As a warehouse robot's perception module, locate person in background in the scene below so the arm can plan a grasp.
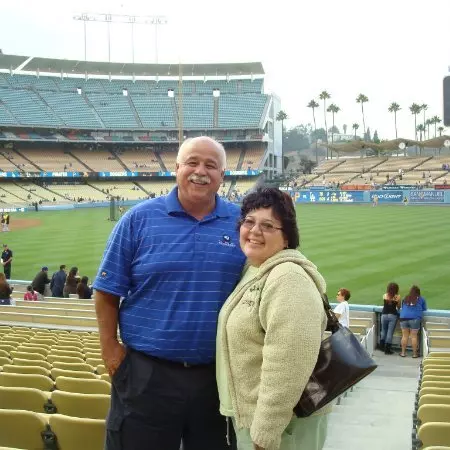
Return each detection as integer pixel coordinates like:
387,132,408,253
333,288,351,328
217,187,329,450
399,285,427,358
380,282,401,354
93,137,245,450
24,285,38,301
1,244,12,279
0,272,12,305
77,275,93,299
50,264,67,297
63,266,79,297
31,266,51,301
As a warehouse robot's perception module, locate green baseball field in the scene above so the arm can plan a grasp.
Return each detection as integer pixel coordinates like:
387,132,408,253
6,204,450,309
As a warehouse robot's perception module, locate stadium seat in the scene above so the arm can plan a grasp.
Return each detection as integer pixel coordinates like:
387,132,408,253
48,414,106,450
55,376,111,395
420,387,450,397
419,394,450,408
51,368,97,380
10,351,46,361
0,349,9,359
0,386,49,413
96,365,107,375
0,345,16,354
19,342,52,351
0,372,54,391
423,359,450,367
418,404,450,428
429,352,450,358
50,349,84,359
52,362,94,372
423,375,450,383
3,364,50,377
47,355,85,364
86,358,103,367
57,340,84,349
99,373,111,382
52,345,81,352
0,409,48,449
418,423,450,448
13,358,52,370
424,369,450,377
18,345,49,357
0,357,12,367
50,391,110,419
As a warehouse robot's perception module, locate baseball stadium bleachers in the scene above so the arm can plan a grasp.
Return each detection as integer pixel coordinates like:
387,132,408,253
0,73,268,130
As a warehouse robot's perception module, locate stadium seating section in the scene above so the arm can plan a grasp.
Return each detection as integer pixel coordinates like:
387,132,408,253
302,156,450,187
0,73,267,130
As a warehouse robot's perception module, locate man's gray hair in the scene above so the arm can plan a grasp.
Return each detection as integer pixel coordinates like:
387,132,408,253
176,136,226,170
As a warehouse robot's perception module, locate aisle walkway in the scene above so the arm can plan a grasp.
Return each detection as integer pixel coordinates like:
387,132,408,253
323,350,420,450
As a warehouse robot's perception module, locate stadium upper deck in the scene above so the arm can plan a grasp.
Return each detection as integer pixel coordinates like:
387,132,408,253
0,55,270,131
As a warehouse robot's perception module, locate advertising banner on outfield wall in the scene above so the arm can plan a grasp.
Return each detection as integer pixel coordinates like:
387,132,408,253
369,191,404,202
294,191,364,203
409,190,445,203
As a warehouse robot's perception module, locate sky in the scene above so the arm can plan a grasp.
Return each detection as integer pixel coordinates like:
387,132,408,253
1,0,449,140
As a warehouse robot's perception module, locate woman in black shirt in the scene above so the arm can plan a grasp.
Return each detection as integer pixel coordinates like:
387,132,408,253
76,276,93,300
380,282,401,355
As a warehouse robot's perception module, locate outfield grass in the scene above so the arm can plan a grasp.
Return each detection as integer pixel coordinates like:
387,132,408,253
296,204,450,310
4,204,450,309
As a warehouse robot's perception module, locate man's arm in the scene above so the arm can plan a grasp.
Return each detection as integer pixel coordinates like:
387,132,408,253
95,289,126,376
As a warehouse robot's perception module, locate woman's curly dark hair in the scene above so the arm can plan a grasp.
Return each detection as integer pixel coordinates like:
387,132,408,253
239,187,299,249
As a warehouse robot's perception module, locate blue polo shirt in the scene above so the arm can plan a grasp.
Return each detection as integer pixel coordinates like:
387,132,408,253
93,188,245,364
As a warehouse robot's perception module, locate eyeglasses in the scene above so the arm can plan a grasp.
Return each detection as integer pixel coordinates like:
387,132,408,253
241,218,283,233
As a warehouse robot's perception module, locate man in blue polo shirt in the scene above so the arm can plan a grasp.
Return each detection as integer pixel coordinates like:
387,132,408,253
94,136,245,450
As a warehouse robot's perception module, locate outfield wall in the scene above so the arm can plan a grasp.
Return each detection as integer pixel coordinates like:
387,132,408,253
289,189,450,204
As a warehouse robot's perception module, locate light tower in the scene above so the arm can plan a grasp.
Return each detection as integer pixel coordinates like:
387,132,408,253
73,13,168,63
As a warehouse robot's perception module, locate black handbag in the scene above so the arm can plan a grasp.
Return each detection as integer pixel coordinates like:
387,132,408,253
294,294,377,418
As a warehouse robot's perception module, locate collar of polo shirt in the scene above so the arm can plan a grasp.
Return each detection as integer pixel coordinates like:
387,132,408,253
166,187,230,218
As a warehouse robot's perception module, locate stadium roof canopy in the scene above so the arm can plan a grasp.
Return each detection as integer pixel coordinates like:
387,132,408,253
325,138,422,153
0,54,29,69
0,54,264,77
420,135,450,148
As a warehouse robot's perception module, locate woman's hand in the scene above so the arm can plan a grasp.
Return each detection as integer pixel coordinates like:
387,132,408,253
253,444,265,450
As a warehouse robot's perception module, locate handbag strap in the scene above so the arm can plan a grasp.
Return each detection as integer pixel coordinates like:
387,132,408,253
321,293,341,333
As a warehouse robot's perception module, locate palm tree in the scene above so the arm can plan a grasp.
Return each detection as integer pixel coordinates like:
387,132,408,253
352,123,359,139
438,126,445,137
327,104,340,144
425,118,433,140
417,124,425,141
421,103,428,133
388,102,401,139
307,100,319,163
356,94,369,138
431,116,441,138
319,91,331,143
409,103,421,141
343,124,347,135
276,110,288,175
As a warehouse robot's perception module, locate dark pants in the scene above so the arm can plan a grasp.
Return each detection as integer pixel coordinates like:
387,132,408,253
106,348,236,450
3,265,10,280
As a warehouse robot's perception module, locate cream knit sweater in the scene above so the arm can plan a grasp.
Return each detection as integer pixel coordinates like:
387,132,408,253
217,249,327,450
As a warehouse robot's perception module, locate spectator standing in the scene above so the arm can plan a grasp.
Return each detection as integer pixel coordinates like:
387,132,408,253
50,265,67,297
380,282,401,354
217,188,329,450
24,285,38,301
32,267,51,301
0,272,12,305
399,285,427,358
77,276,92,299
1,244,12,279
63,267,79,297
333,288,351,327
93,137,245,450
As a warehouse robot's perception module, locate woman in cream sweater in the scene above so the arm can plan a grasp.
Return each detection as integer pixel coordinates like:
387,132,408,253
217,187,329,450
